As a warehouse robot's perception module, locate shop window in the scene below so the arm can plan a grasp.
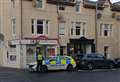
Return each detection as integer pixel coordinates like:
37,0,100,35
47,48,55,56
9,45,16,52
27,48,34,55
10,55,16,62
60,47,64,56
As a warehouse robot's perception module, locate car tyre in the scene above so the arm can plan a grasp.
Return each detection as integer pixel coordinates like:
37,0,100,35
109,63,114,69
40,65,48,73
67,64,74,72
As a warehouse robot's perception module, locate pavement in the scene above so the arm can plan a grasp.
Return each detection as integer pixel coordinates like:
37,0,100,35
0,67,120,82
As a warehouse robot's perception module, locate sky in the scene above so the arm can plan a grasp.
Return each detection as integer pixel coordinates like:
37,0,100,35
89,0,120,3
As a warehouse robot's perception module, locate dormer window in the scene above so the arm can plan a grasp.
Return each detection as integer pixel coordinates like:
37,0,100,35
58,4,65,11
75,2,81,13
36,0,44,8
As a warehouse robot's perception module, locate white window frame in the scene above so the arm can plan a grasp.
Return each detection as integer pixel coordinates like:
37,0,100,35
71,22,86,36
59,22,65,36
100,23,113,37
75,25,81,35
82,22,86,36
11,17,16,37
32,19,49,35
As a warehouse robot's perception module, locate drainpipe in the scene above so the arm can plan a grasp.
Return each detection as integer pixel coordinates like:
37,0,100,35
56,3,60,56
21,0,23,39
95,1,98,53
20,0,23,68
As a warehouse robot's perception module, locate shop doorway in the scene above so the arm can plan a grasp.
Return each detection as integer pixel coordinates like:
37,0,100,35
67,37,95,58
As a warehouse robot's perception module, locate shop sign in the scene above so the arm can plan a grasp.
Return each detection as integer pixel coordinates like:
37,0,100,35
21,40,36,44
39,40,58,45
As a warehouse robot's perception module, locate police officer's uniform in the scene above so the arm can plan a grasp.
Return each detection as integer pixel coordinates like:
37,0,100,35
36,53,43,71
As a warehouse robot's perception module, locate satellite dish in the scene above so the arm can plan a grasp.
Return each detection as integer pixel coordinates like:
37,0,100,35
0,33,4,41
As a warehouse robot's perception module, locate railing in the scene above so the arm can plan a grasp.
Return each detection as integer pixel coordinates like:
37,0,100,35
47,0,75,6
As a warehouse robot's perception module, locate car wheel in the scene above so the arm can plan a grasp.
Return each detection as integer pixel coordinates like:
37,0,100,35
40,65,48,73
87,63,94,70
109,63,114,69
27,68,34,72
67,64,74,72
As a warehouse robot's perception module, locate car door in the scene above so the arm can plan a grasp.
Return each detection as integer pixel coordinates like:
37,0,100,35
47,57,58,70
95,54,106,67
56,57,65,70
58,56,67,69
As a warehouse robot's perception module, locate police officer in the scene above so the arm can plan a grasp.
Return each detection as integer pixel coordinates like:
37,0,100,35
36,48,43,71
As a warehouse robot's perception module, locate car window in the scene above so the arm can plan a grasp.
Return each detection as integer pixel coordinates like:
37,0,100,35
87,54,96,58
59,56,71,60
49,57,57,62
96,54,104,58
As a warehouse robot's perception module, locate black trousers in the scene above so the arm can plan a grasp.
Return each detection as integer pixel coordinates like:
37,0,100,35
36,60,42,71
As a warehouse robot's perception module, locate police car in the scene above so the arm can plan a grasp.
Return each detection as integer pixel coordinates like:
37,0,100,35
27,56,76,72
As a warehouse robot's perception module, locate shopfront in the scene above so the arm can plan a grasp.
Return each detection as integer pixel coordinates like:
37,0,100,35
24,36,58,65
7,36,58,68
67,37,95,58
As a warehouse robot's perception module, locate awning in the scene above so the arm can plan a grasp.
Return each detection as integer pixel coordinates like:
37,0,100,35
69,37,94,44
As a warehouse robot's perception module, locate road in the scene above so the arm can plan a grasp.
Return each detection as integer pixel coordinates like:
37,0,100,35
0,67,120,82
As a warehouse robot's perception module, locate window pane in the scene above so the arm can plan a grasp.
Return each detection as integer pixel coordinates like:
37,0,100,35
32,20,34,34
76,26,80,35
37,20,43,24
37,25,43,34
36,0,43,8
100,24,102,36
83,23,86,36
12,18,16,35
59,22,65,35
71,28,73,35
46,21,48,34
59,5,65,10
104,30,108,36
10,55,16,61
76,3,80,12
109,24,112,36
